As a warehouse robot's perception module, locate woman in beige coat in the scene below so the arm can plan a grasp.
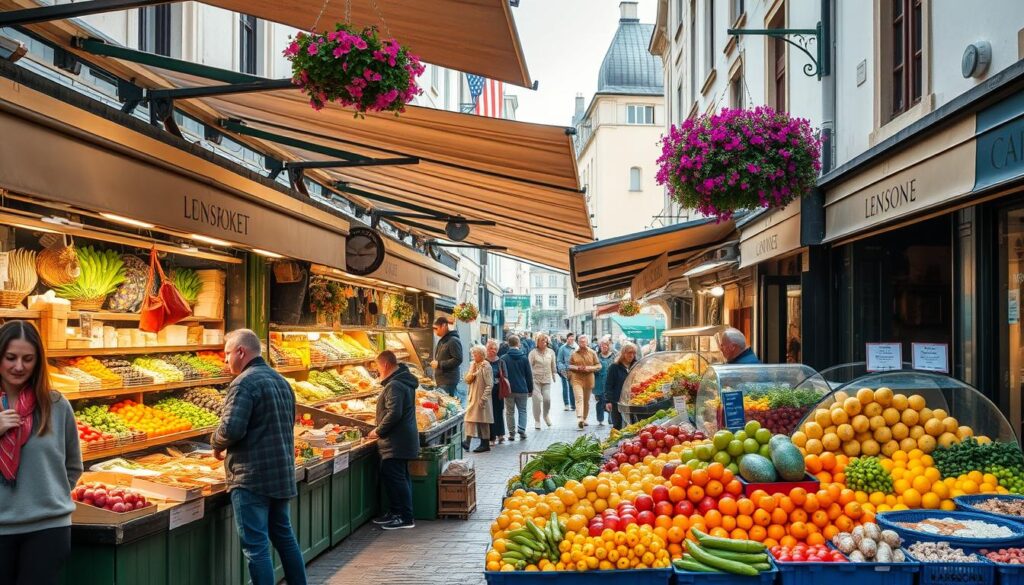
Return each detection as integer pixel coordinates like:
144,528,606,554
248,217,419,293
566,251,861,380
568,334,602,429
463,344,494,453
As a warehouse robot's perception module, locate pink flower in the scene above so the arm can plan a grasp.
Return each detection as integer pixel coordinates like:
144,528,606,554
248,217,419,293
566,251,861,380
307,43,320,56
333,45,349,58
353,37,368,50
283,41,299,57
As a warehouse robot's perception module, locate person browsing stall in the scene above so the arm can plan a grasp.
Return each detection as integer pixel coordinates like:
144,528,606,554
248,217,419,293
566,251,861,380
715,328,761,364
430,318,464,406
368,350,419,530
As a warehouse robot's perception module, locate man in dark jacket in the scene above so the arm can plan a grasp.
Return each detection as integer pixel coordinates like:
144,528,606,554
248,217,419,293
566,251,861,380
369,350,420,530
213,329,307,585
431,317,464,406
499,335,534,441
716,328,761,364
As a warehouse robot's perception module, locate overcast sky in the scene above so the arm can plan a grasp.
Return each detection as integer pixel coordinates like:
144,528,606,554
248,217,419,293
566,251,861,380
508,0,658,127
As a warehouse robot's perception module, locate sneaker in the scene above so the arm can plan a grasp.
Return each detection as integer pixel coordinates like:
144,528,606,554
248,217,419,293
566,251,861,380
508,434,516,442
381,518,415,530
563,406,571,411
578,420,584,429
372,512,397,525
545,416,552,427
519,431,527,440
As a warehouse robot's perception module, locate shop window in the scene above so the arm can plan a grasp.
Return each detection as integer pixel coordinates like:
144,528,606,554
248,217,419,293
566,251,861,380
883,0,924,122
629,167,642,192
239,15,258,75
768,7,786,112
138,5,171,56
676,83,684,123
534,294,543,307
704,0,715,76
548,274,558,287
729,69,743,109
689,0,698,103
548,295,559,308
1000,208,1024,441
626,105,655,125
533,275,543,287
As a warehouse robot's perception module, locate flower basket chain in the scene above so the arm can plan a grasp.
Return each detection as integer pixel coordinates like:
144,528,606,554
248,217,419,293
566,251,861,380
453,302,479,323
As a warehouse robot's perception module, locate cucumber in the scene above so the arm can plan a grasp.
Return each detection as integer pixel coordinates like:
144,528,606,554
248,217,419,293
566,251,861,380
752,563,771,571
693,528,767,553
502,551,525,561
702,549,769,563
550,512,562,541
687,541,759,576
674,558,719,572
525,519,548,545
511,535,540,549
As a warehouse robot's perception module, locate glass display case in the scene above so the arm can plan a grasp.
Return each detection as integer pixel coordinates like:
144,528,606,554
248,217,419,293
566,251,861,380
619,351,710,423
809,362,912,390
797,370,1019,446
695,364,832,436
661,325,728,364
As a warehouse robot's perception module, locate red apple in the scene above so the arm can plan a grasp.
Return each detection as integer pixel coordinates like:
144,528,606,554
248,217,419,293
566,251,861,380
603,516,619,531
619,514,636,527
634,494,654,512
637,511,656,526
674,500,694,516
698,496,718,514
655,501,675,516
661,462,679,480
651,486,670,503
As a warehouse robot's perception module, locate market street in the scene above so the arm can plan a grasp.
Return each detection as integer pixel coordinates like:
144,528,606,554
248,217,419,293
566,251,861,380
306,406,596,585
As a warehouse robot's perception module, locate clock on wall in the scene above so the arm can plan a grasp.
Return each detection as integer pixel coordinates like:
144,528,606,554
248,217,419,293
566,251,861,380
345,227,386,276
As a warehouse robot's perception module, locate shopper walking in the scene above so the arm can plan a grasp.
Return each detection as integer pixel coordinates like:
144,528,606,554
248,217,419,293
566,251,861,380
0,320,81,585
463,345,493,453
593,339,616,426
500,336,534,441
521,331,536,354
369,350,419,530
556,333,577,411
485,339,506,444
213,329,306,585
528,333,557,429
605,342,638,430
568,335,602,429
431,317,465,406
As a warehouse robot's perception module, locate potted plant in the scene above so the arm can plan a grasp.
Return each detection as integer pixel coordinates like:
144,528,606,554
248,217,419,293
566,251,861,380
453,302,479,323
618,299,641,317
656,106,822,221
284,24,425,115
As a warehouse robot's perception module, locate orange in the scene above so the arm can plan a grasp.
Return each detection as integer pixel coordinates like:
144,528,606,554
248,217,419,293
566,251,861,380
779,496,796,514
838,489,857,506
710,527,730,539
704,510,722,529
706,462,725,480
655,515,673,529
674,466,692,484
780,535,798,548
768,524,786,541
721,469,735,484
763,538,780,549
823,525,840,541
827,503,843,521
691,469,709,487
844,501,863,519
725,480,744,496
811,510,830,528
816,472,833,484
816,490,834,508
730,528,750,540
705,480,724,499
771,508,789,525
752,509,771,527
789,521,810,540
805,454,822,474
672,515,690,530
861,510,875,523
748,525,767,542
807,532,826,546
687,485,705,502
718,497,738,516
820,452,837,471
668,486,686,503
720,515,737,532
834,515,854,532
789,487,808,506
802,494,820,513
737,514,754,530
758,495,777,513
789,509,808,524
737,498,755,516
667,526,685,544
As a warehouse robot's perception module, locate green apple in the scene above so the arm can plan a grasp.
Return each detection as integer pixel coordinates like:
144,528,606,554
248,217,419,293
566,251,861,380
743,438,760,454
713,451,732,466
726,462,740,475
734,430,748,443
726,440,745,457
695,444,714,461
681,448,695,462
744,420,762,436
755,428,772,445
758,444,772,458
712,430,734,451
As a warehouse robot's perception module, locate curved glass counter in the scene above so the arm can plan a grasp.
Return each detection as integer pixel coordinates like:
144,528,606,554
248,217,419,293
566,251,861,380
694,364,832,436
618,351,710,423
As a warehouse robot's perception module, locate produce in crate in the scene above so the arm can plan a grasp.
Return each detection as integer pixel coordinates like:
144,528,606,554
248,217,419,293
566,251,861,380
51,246,125,303
152,397,219,428
77,421,114,446
74,404,135,439
603,407,676,449
604,423,705,471
515,436,603,488
770,543,847,562
109,399,192,436
981,547,1024,563
673,529,773,575
892,516,1016,538
72,482,150,512
830,523,906,562
906,541,983,562
181,386,225,415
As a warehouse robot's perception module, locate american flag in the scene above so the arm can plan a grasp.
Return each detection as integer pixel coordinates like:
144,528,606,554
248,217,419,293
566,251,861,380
467,74,504,118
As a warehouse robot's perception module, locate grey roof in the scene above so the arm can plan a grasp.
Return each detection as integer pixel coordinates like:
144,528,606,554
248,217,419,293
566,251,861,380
597,21,664,95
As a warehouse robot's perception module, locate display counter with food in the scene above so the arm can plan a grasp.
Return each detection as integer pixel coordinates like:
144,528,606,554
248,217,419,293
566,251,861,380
618,351,709,424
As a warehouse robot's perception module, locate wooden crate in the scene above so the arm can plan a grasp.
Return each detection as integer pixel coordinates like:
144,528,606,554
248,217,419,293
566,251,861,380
437,470,476,520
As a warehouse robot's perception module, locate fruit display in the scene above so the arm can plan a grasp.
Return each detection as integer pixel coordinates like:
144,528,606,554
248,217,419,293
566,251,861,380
830,523,906,562
93,449,225,484
181,386,226,415
132,357,185,383
109,399,193,436
65,357,121,389
152,397,219,428
843,456,893,494
624,354,705,407
75,404,136,439
770,542,847,563
307,369,360,396
270,344,304,367
681,420,804,482
167,353,228,377
738,387,823,435
52,368,101,392
604,423,704,472
933,437,1024,491
161,354,205,380
320,397,374,416
510,437,604,492
673,529,773,575
196,351,229,373
287,377,336,404
52,246,125,302
99,359,155,386
77,421,114,447
603,408,676,449
72,482,150,513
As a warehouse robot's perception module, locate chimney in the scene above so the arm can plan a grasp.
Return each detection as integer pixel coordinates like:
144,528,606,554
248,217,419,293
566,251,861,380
619,1,638,22
574,93,585,119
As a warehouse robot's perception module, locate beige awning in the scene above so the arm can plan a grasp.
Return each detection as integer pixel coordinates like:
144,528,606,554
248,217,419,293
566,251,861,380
0,0,531,87
570,219,737,299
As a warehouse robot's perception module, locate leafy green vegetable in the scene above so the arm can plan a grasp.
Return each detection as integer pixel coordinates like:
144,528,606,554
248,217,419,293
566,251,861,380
168,268,202,304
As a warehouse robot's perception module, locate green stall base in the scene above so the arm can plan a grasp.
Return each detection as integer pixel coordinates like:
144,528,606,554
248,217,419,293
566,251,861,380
380,443,450,520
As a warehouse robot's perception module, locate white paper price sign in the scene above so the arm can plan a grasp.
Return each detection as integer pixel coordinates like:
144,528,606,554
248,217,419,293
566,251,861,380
168,498,204,530
866,343,902,372
673,395,687,415
912,343,949,373
333,452,350,474
660,383,672,397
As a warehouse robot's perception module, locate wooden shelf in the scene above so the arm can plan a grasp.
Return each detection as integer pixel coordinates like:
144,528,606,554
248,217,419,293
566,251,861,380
0,309,223,323
82,427,216,462
0,309,40,319
269,324,421,333
48,344,224,358
60,376,234,401
273,358,375,374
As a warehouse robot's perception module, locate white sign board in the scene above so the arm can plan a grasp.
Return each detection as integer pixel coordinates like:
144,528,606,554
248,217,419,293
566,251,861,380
673,395,688,416
333,452,350,474
168,498,204,530
912,343,949,373
866,343,902,372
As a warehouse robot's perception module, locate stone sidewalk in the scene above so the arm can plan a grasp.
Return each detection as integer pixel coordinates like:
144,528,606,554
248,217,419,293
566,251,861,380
305,400,611,585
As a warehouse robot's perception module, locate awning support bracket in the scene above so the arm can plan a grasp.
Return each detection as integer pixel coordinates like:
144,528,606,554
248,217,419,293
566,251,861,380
149,95,182,139
0,0,177,27
726,24,827,78
117,79,144,114
221,118,376,162
376,210,495,227
73,37,267,85
265,157,418,180
145,78,295,101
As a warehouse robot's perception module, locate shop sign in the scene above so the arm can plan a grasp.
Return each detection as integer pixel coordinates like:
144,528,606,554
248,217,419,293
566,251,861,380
866,343,903,372
823,118,975,243
911,343,949,373
631,252,669,299
739,201,801,268
364,238,456,298
976,90,1024,191
333,452,350,474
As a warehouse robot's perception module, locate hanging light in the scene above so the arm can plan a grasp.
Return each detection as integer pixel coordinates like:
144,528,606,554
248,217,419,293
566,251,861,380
99,212,155,229
190,233,233,247
710,285,725,297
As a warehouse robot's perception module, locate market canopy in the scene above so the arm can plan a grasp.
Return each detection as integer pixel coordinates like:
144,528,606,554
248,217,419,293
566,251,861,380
570,218,737,299
611,314,666,341
0,0,532,87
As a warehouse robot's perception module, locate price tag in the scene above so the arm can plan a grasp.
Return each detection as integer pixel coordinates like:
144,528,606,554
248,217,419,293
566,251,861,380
866,343,902,372
1011,290,1020,324
672,395,687,416
721,391,746,430
912,343,949,373
79,312,94,338
168,498,204,530
333,452,350,474
660,382,672,397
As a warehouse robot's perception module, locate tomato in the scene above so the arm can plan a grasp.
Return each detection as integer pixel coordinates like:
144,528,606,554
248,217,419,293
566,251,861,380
778,554,791,562
791,553,806,562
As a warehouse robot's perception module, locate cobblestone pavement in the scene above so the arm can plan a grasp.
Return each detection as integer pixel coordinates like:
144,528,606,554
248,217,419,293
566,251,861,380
305,398,612,585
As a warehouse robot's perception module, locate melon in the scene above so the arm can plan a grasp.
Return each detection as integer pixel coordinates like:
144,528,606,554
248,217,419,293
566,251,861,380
770,442,807,481
739,454,778,483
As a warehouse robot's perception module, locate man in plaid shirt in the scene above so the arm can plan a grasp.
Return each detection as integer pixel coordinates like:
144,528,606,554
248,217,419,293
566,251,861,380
213,329,306,585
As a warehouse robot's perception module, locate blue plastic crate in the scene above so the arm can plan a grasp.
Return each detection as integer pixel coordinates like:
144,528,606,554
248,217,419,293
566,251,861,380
483,568,672,585
673,556,777,585
902,547,995,585
876,510,1024,547
975,546,1024,585
774,545,917,585
955,494,1024,522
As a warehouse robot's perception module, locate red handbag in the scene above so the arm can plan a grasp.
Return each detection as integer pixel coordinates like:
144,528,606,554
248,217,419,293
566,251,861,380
139,247,193,333
498,361,512,399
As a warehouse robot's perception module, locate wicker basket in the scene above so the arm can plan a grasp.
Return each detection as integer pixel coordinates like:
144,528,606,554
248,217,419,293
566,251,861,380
0,289,29,309
70,297,106,311
37,236,80,288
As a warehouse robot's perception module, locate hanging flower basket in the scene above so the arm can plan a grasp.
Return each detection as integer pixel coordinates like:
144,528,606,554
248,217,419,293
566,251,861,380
453,302,479,323
618,299,641,317
656,106,822,222
284,24,425,114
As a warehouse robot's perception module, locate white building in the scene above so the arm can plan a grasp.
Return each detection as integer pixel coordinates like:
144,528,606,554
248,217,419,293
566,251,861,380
529,268,569,333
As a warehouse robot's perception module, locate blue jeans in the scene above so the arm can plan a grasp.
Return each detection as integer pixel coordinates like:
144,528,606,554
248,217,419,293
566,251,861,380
504,393,529,435
560,375,575,409
380,458,414,523
594,393,607,423
230,488,307,585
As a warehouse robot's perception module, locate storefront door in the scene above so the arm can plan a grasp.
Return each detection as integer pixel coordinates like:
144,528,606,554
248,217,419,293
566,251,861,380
998,206,1024,441
760,276,802,364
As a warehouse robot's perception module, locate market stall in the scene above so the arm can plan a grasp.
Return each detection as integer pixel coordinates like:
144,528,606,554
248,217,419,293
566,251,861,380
618,351,710,425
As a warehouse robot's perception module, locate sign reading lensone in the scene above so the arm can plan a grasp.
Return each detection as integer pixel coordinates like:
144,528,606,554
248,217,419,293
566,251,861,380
864,179,917,219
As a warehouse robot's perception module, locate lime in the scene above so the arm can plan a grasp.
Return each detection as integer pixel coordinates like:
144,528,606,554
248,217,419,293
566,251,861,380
680,448,695,462
755,428,772,445
713,430,734,451
686,459,702,470
695,444,714,461
734,430,748,442
726,440,745,457
726,462,740,475
758,444,772,458
713,451,732,466
744,420,762,436
743,438,760,454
